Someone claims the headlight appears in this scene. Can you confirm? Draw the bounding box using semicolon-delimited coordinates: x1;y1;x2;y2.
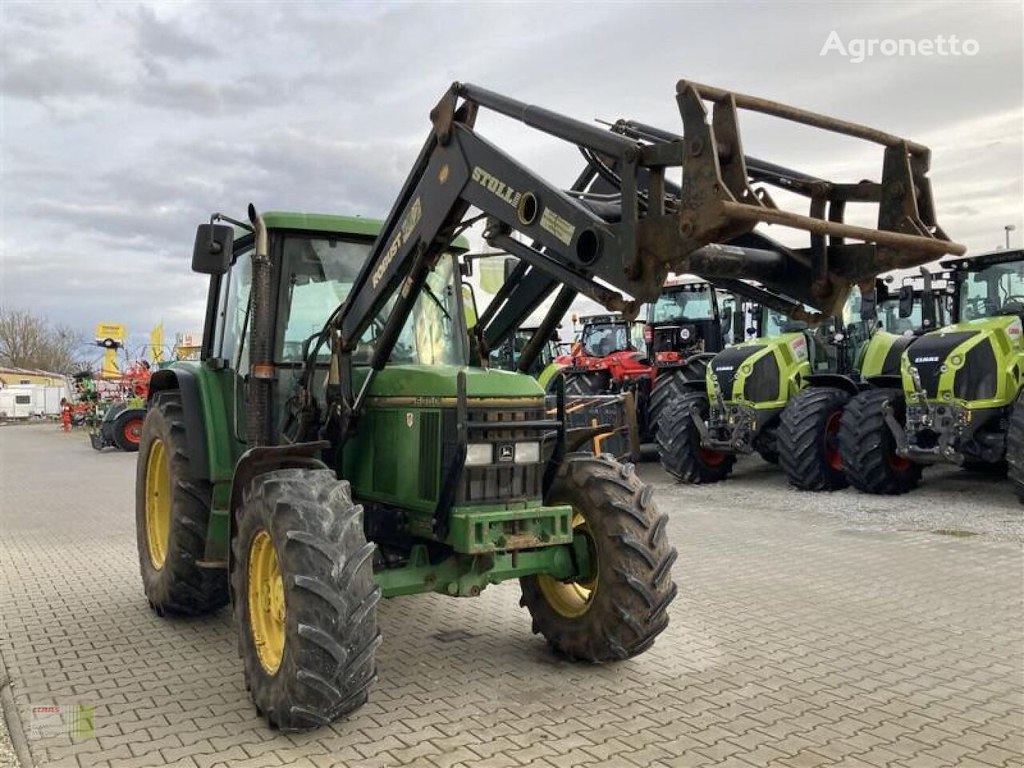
465;443;492;466
514;442;540;464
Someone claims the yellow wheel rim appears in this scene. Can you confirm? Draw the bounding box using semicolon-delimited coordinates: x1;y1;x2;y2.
144;439;171;570
537;512;598;618
248;530;286;675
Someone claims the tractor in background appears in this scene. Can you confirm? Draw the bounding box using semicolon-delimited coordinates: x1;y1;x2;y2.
840;249;1024;500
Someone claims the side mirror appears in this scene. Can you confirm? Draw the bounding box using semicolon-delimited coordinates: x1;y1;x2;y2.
192;224;233;275
898;285;914;318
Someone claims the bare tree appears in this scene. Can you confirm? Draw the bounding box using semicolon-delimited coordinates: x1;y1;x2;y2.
0;307;86;373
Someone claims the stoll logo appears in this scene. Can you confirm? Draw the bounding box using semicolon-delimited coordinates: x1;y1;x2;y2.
820;31;980;64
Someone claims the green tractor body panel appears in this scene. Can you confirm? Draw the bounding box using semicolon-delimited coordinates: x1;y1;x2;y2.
902;315;1023;411
707;332;812;410
857;330;910;379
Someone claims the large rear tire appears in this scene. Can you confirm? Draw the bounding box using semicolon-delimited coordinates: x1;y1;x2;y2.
136;392;229;616
520;454;677;661
838;388;922;495
565;371;611;396
113;408;145;452
1007;395;1024;504
233;468;381;730
778;387;850;491
657;394;734;483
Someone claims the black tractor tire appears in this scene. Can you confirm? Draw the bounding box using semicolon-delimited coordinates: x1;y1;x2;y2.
565;371;611;396
520;454;677;661
233;468;381;730
656;394;734;483
136;391;229;616
648;361;708;435
113;408;146;452
1007;395;1024;504
838;388;922;495
778;387;851;491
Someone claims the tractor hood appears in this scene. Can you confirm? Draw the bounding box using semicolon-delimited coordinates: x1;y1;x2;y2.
709;332;810;406
903;315;1022;404
358;364;544;401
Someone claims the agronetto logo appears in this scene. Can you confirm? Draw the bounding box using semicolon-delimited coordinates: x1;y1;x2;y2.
820;31;980;64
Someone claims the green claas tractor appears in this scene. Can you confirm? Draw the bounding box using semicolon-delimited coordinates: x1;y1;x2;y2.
657;285;931;490
840;249;1024;499
134;80;961;729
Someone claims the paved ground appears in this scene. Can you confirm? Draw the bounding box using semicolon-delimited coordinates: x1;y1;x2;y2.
0;423;1021;768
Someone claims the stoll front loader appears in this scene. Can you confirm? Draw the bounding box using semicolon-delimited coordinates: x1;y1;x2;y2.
135;80;961;729
840;248;1024;499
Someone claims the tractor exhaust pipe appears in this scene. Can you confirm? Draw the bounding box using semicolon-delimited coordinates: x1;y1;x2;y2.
247;203;274;447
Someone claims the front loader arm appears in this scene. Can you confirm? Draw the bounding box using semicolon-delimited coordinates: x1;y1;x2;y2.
332;79;963;408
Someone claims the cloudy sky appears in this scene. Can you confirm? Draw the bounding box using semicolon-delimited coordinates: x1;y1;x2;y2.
1;1;1021;360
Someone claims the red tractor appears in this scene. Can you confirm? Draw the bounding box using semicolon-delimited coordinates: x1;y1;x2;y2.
561;313;656;435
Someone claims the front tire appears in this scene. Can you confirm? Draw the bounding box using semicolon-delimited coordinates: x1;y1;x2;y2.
657;394;734;483
648;361;707;437
136;392;229;615
778;387;850;491
1007;395;1024;504
233;468;381;730
839;388;922;495
520;454;677;661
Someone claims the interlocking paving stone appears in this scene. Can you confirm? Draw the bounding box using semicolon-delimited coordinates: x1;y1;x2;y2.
1;424;1021;767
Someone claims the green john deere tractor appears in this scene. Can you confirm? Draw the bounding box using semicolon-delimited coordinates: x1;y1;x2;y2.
137;212;677;730
657;287;922;490
840;249;1024;500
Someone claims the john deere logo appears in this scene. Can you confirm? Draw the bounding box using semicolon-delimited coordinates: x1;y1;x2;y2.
498;444;514;462
406;413;414;428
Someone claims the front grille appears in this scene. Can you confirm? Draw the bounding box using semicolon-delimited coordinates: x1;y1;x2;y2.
458;407;548;505
711;345;764;402
744;355;781;402
418;411;440;501
954;339;998;401
907;331;977;397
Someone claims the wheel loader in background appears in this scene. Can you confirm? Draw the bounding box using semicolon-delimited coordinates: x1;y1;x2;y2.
135;79;963;729
840;249;1024;500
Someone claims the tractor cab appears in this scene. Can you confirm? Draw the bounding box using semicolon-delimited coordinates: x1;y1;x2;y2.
645;279;725;366
948;249;1024;323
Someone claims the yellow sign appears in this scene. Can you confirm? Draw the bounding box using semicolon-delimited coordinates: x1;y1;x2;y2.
95;323;126;378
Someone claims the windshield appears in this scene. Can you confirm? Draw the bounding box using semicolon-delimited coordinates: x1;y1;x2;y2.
960;260;1024;320
581;322;631;356
276;235;466;366
278;237;370;362
650;285;715;322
